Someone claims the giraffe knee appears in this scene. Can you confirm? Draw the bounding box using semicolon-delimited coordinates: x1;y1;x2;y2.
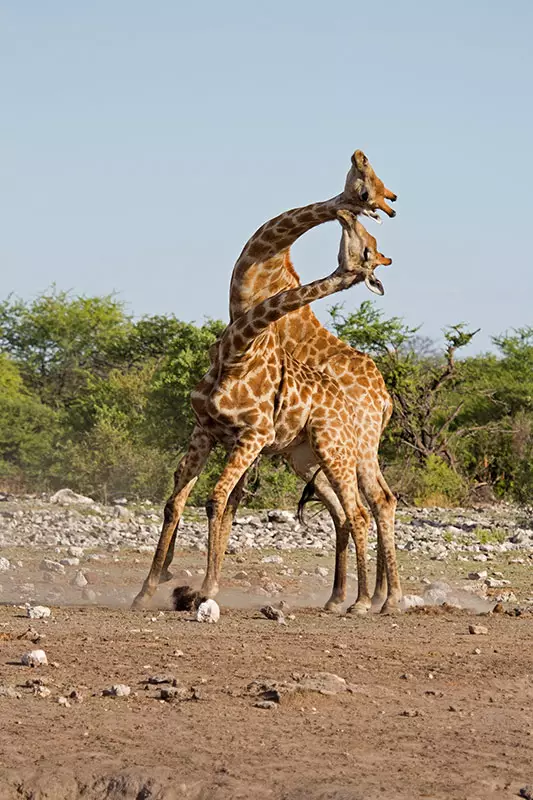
163;500;175;525
206;498;218;521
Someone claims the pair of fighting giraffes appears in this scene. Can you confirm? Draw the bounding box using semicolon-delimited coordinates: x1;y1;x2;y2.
133;149;403;614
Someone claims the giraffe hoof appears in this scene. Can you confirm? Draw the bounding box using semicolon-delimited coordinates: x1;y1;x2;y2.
324;598;344;613
159;570;174;584
347;601;371;616
131;593;150;611
380;600;402;615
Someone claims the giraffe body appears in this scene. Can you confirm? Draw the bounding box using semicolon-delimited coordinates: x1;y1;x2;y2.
132;151;401;613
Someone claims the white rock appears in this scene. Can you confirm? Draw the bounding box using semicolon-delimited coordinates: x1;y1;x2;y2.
26;605;51;619
469;624;488;635
315;566;329;578
196;599;220;624
106;684;131;697
485;577;510;588
468;570;488;580
60;557;80;567
261;555;283;564
21;649;48;666
50;488;94;505
400;594;425;610
71;570;88;588
68;546;84;558
39;559;65;574
267;510;295;524
0;556;10;571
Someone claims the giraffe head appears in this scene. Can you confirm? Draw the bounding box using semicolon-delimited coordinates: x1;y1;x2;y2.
343;150;397;222
335;209;392;296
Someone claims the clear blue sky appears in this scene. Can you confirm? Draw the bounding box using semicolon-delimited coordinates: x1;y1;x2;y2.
2;0;532;354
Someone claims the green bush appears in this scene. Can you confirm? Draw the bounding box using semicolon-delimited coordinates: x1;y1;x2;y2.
412;455;468;507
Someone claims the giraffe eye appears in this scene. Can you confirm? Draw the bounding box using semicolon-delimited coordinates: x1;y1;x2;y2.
360;188;369;202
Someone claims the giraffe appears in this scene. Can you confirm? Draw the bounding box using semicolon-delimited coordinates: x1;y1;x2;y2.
132;211;395;613
223;150;401;612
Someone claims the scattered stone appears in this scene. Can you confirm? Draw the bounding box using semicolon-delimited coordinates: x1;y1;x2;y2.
494;590;517;603
472;648;481;655
34;685;51;698
233;570;249;580
103;684;131;697
69;689;84;703
159;686;189;702
57;695;71;707
485;577;510;588
147;675;175;685
259;605;286;625
0;556;10;572
468;570;488;580
21;649;48;667
519;786;533;800
71;570;88;588
0;685;21;699
68;546;84;558
267;510;294;524
196;599;220;624
50;488;94;505
81;587;97;603
60;557;80;567
254;700;277;709
249;672;350;703
400;709;423;718
400;594;425;611
26;605;51;619
261;555;283;564
39;559;65;574
315;566;329;578
469;624;489;635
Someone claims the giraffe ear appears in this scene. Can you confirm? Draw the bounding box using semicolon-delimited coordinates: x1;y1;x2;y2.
352;150;369;170
365;274;385;296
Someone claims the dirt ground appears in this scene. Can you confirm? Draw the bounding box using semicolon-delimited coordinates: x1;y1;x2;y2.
1;546;532;800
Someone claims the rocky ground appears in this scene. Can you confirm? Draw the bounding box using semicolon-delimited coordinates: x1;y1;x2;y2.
1;490;533;799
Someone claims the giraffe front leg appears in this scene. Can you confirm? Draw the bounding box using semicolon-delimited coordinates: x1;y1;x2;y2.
131;428;212;610
201;435;270;599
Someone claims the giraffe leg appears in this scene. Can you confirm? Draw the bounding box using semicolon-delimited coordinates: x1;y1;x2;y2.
287;443;349;612
358;464;402;613
131;428;212;609
201;435;270;598
162;465;245;582
309;427;372;615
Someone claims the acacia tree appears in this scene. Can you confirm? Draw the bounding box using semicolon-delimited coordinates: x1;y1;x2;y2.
329;301;479;466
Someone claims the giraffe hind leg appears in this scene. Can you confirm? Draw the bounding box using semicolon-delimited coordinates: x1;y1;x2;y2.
308;425;371;614
287;443;349;612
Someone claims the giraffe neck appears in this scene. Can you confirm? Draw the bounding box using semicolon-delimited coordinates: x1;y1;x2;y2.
229;195;344;321
221;269;358;364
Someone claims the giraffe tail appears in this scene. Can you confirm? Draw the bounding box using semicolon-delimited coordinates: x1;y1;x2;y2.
297;468;323;525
